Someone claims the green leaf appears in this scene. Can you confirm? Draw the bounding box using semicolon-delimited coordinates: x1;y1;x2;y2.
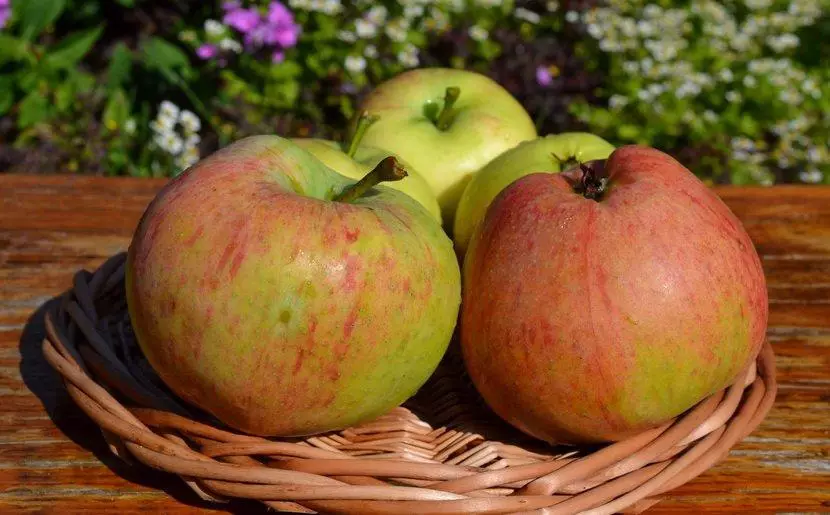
17;91;52;128
103;88;130;132
43;27;103;70
116;0;135;6
269;61;302;80
140;37;192;77
0;77;15;115
0;34;31;64
53;80;75;112
15;0;67;41
107;42;132;90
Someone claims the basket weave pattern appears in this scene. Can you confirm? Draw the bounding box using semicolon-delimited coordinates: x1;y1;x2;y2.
42;253;777;514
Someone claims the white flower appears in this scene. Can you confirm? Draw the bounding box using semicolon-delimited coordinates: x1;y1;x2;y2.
622;61;639;74
675;81;701;98
321;0;342;14
587;23;603;39
156;132;184;155
424;7;448;31
366;5;388;24
636;20;654;36
179;110;201;134
703;110;717;122
468;25;488;42
731;33;752;51
643;4;662;18
515;7;541;24
175;146;200;171
743;75;757;88
767;34;800;52
397;44;419;68
345;55;367;73
289;0;311;8
565;11;579;23
404;5;424;18
185;134;201;148
745;0;772;9
807;147;822;163
386;20;409;42
609;94;628;109
355;19;378;38
124;119;136;134
364;44;378;58
219;38;242;53
338;30;357;43
204;19;225;37
780;89;803;104
476;0;501;6
798;168;823;184
718;68;734;82
547;1;560;12
158;101;180;129
725;90;741;102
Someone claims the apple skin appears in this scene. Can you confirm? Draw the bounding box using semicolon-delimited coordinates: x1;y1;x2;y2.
461;145;768;444
453;132;615;256
291;138;442;222
351;68;537;227
125;135;461;437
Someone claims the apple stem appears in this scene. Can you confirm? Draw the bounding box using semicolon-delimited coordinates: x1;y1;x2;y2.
332;156;408;203
347;111;379;158
435;86;460;131
575;160;609;201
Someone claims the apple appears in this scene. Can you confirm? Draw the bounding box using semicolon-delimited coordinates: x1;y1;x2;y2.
126;135;461;437
461;145;768;444
453;132;615;256
291;114;442;222
351;67;537;227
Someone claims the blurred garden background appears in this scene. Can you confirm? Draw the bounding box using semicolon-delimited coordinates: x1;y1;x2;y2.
0;0;827;184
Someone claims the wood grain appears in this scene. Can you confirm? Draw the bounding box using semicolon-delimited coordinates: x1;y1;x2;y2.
1;175;828;514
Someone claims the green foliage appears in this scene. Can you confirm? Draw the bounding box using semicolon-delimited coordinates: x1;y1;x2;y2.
0;0;827;183
570;0;830;184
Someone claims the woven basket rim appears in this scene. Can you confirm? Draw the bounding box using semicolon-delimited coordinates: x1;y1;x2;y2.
41;252;777;514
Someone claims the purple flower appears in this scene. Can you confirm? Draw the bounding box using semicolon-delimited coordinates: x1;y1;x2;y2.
267;1;292;25
0;0;10;30
196;44;218;60
223;1;300;59
536;66;553;87
223;2;261;33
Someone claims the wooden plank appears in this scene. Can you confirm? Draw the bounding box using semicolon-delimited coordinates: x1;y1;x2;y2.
1;175;829;514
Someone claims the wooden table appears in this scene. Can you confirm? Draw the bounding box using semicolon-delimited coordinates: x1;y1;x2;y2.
1;175;828;514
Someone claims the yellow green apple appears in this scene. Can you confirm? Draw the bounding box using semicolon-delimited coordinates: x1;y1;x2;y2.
351;67;537;227
453;132;615;256
291;125;442;223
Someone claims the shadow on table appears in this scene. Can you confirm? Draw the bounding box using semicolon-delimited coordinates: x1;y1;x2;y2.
18;296;283;514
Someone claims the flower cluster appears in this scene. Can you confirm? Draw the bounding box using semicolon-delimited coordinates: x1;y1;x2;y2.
195;1;301;63
0;0;10;30
572;0;828;184
150;101;202;173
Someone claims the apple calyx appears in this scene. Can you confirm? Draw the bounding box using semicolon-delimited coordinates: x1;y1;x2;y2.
435;86;461;131
574;160;609;201
347;111;380;158
332;156;408;203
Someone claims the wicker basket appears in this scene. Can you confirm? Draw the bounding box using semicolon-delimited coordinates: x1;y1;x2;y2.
42;252;776;514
